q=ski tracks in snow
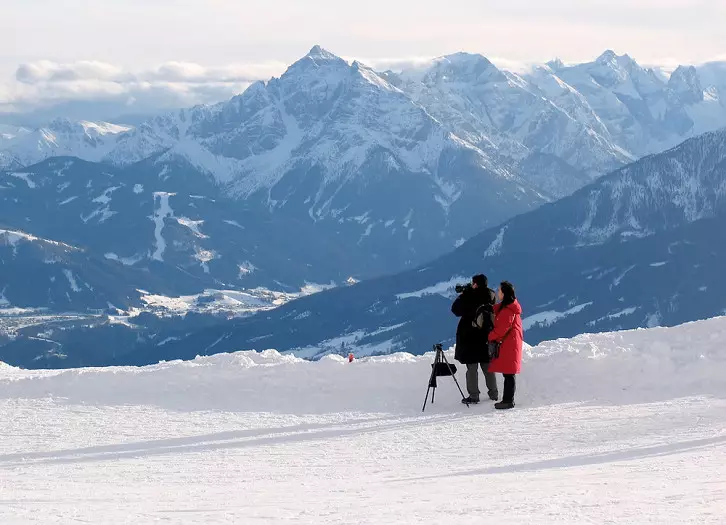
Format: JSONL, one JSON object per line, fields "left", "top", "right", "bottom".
{"left": 0, "top": 397, "right": 725, "bottom": 524}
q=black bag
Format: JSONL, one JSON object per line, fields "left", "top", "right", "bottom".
{"left": 487, "top": 341, "right": 501, "bottom": 361}
{"left": 472, "top": 303, "right": 495, "bottom": 333}
{"left": 431, "top": 362, "right": 457, "bottom": 377}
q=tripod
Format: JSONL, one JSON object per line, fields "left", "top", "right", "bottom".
{"left": 422, "top": 344, "right": 469, "bottom": 412}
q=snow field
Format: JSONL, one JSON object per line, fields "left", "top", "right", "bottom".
{"left": 1, "top": 317, "right": 725, "bottom": 523}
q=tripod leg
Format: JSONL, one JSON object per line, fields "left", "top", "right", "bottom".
{"left": 441, "top": 351, "right": 469, "bottom": 407}
{"left": 422, "top": 355, "right": 438, "bottom": 412}
{"left": 422, "top": 382, "right": 432, "bottom": 412}
{"left": 431, "top": 350, "right": 441, "bottom": 405}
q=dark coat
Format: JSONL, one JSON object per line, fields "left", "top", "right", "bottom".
{"left": 488, "top": 300, "right": 524, "bottom": 375}
{"left": 452, "top": 287, "right": 495, "bottom": 364}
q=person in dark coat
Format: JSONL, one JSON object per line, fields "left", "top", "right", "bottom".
{"left": 488, "top": 281, "right": 523, "bottom": 410}
{"left": 452, "top": 274, "right": 497, "bottom": 404}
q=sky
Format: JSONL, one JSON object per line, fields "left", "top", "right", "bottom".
{"left": 1, "top": 0, "right": 725, "bottom": 122}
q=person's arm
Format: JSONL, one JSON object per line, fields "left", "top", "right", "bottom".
{"left": 451, "top": 292, "right": 470, "bottom": 317}
{"left": 489, "top": 308, "right": 516, "bottom": 342}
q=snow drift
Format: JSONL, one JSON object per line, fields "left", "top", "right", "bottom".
{"left": 2, "top": 316, "right": 725, "bottom": 414}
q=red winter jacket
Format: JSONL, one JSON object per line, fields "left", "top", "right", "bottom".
{"left": 487, "top": 300, "right": 523, "bottom": 375}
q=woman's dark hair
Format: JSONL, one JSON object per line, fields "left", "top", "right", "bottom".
{"left": 500, "top": 281, "right": 516, "bottom": 308}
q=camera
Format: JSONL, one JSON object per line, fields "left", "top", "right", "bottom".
{"left": 455, "top": 283, "right": 472, "bottom": 294}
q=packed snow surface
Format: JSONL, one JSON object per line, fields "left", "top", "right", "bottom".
{"left": 1, "top": 317, "right": 725, "bottom": 524}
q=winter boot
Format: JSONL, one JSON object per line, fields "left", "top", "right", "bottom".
{"left": 495, "top": 401, "right": 515, "bottom": 410}
{"left": 462, "top": 396, "right": 480, "bottom": 404}
{"left": 488, "top": 391, "right": 499, "bottom": 401}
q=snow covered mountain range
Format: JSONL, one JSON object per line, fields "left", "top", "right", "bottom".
{"left": 0, "top": 47, "right": 549, "bottom": 316}
{"left": 108, "top": 128, "right": 726, "bottom": 365}
{"left": 4, "top": 127, "right": 726, "bottom": 367}
{"left": 385, "top": 53, "right": 634, "bottom": 191}
{"left": 2, "top": 47, "right": 726, "bottom": 367}
{"left": 2, "top": 48, "right": 726, "bottom": 199}
{"left": 0, "top": 120, "right": 130, "bottom": 170}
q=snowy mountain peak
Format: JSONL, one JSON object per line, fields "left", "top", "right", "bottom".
{"left": 305, "top": 45, "right": 338, "bottom": 61}
{"left": 617, "top": 53, "right": 636, "bottom": 67}
{"left": 45, "top": 118, "right": 93, "bottom": 138}
{"left": 587, "top": 50, "right": 642, "bottom": 84}
{"left": 279, "top": 46, "right": 350, "bottom": 92}
{"left": 46, "top": 117, "right": 76, "bottom": 131}
{"left": 240, "top": 79, "right": 267, "bottom": 98}
{"left": 443, "top": 51, "right": 495, "bottom": 68}
{"left": 424, "top": 53, "right": 506, "bottom": 84}
{"left": 596, "top": 49, "right": 619, "bottom": 65}
{"left": 349, "top": 60, "right": 401, "bottom": 92}
{"left": 669, "top": 65, "right": 704, "bottom": 103}
{"left": 44, "top": 118, "right": 130, "bottom": 139}
{"left": 546, "top": 58, "right": 566, "bottom": 71}
{"left": 78, "top": 120, "right": 132, "bottom": 136}
{"left": 288, "top": 45, "right": 348, "bottom": 71}
{"left": 587, "top": 50, "right": 649, "bottom": 83}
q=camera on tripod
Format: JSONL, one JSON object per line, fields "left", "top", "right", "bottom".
{"left": 422, "top": 343, "right": 469, "bottom": 411}
{"left": 455, "top": 283, "right": 472, "bottom": 294}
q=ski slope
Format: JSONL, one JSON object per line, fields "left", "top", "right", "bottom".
{"left": 1, "top": 318, "right": 726, "bottom": 524}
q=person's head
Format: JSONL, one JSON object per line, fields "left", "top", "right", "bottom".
{"left": 498, "top": 281, "right": 516, "bottom": 306}
{"left": 472, "top": 274, "right": 488, "bottom": 290}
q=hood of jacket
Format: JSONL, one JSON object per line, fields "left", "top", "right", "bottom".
{"left": 499, "top": 299, "right": 522, "bottom": 316}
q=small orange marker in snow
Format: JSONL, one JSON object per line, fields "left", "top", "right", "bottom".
{"left": 348, "top": 353, "right": 354, "bottom": 362}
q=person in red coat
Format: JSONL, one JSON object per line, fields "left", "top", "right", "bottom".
{"left": 488, "top": 281, "right": 523, "bottom": 409}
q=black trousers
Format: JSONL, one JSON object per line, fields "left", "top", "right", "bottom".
{"left": 503, "top": 374, "right": 516, "bottom": 403}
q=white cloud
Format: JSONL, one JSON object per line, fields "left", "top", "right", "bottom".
{"left": 16, "top": 61, "right": 127, "bottom": 84}
{"left": 1, "top": 60, "right": 289, "bottom": 119}
{"left": 13, "top": 59, "right": 288, "bottom": 88}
